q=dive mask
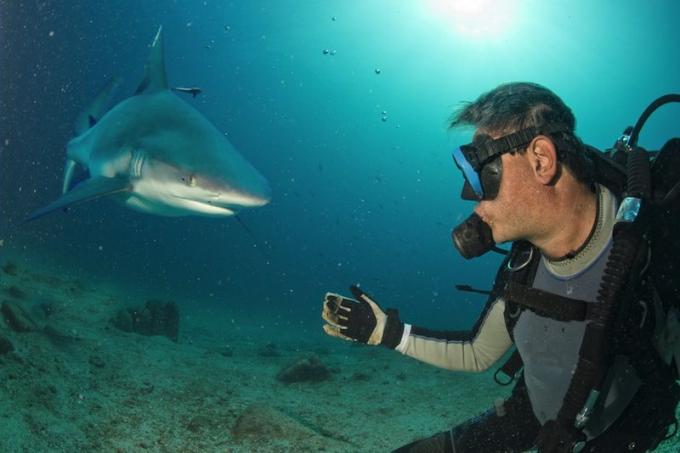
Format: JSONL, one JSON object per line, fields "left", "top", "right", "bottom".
{"left": 452, "top": 126, "right": 567, "bottom": 201}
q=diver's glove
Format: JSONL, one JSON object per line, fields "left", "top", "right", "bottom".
{"left": 321, "top": 285, "right": 404, "bottom": 348}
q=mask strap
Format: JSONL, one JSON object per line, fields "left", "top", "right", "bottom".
{"left": 480, "top": 125, "right": 571, "bottom": 165}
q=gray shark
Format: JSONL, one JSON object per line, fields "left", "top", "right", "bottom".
{"left": 25, "top": 26, "right": 271, "bottom": 222}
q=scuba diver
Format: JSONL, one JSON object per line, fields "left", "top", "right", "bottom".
{"left": 321, "top": 82, "right": 680, "bottom": 452}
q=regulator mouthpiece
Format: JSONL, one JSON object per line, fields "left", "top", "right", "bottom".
{"left": 452, "top": 213, "right": 496, "bottom": 259}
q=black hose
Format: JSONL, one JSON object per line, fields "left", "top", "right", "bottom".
{"left": 629, "top": 94, "right": 680, "bottom": 147}
{"left": 555, "top": 147, "right": 651, "bottom": 432}
{"left": 625, "top": 148, "right": 652, "bottom": 199}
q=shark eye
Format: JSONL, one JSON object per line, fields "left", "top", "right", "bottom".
{"left": 182, "top": 174, "right": 197, "bottom": 187}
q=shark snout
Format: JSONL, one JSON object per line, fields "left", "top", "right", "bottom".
{"left": 250, "top": 177, "right": 272, "bottom": 206}
{"left": 197, "top": 172, "right": 271, "bottom": 211}
{"left": 224, "top": 177, "right": 271, "bottom": 208}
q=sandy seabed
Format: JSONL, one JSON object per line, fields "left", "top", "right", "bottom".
{"left": 0, "top": 248, "right": 678, "bottom": 453}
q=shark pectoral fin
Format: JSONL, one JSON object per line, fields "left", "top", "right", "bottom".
{"left": 23, "top": 177, "right": 131, "bottom": 224}
{"left": 134, "top": 26, "right": 168, "bottom": 95}
{"left": 62, "top": 159, "right": 77, "bottom": 194}
{"left": 62, "top": 159, "right": 91, "bottom": 194}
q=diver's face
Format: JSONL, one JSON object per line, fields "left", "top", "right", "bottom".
{"left": 474, "top": 150, "right": 534, "bottom": 244}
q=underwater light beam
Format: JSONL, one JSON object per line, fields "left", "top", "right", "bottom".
{"left": 426, "top": 0, "right": 517, "bottom": 40}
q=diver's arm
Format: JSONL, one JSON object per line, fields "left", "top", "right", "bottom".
{"left": 321, "top": 286, "right": 512, "bottom": 372}
{"left": 395, "top": 297, "right": 512, "bottom": 372}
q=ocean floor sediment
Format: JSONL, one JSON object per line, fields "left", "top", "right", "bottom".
{"left": 0, "top": 251, "right": 677, "bottom": 452}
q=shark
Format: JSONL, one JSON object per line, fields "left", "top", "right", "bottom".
{"left": 25, "top": 26, "right": 271, "bottom": 223}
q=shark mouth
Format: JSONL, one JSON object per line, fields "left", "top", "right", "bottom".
{"left": 174, "top": 197, "right": 236, "bottom": 215}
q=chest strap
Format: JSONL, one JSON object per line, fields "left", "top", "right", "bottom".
{"left": 505, "top": 280, "right": 588, "bottom": 322}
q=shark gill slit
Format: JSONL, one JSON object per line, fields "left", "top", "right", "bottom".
{"left": 129, "top": 150, "right": 145, "bottom": 178}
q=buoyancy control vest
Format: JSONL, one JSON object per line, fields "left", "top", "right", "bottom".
{"left": 489, "top": 95, "right": 680, "bottom": 452}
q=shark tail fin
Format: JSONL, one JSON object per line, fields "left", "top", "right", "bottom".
{"left": 74, "top": 77, "right": 121, "bottom": 136}
{"left": 22, "top": 176, "right": 131, "bottom": 224}
{"left": 135, "top": 26, "right": 168, "bottom": 95}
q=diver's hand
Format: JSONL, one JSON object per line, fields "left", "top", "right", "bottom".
{"left": 321, "top": 285, "right": 404, "bottom": 347}
{"left": 322, "top": 285, "right": 385, "bottom": 345}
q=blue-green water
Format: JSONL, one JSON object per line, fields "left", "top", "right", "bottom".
{"left": 2, "top": 0, "right": 679, "bottom": 329}
{"left": 1, "top": 0, "right": 679, "bottom": 358}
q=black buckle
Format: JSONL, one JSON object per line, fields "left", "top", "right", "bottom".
{"left": 494, "top": 349, "right": 523, "bottom": 386}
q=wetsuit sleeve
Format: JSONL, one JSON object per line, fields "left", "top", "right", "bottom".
{"left": 394, "top": 297, "right": 512, "bottom": 372}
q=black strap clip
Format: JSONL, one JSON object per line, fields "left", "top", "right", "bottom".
{"left": 494, "top": 349, "right": 523, "bottom": 386}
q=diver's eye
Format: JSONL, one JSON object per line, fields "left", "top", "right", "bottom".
{"left": 182, "top": 175, "right": 197, "bottom": 187}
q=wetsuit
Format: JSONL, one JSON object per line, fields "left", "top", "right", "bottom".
{"left": 393, "top": 186, "right": 679, "bottom": 452}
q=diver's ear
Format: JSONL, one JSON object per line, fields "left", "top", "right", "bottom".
{"left": 528, "top": 135, "right": 559, "bottom": 185}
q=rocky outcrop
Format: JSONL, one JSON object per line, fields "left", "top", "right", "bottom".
{"left": 0, "top": 333, "right": 13, "bottom": 354}
{"left": 4, "top": 286, "right": 27, "bottom": 300}
{"left": 1, "top": 261, "right": 18, "bottom": 276}
{"left": 1, "top": 301, "right": 38, "bottom": 332}
{"left": 276, "top": 355, "right": 331, "bottom": 383}
{"left": 111, "top": 299, "right": 179, "bottom": 342}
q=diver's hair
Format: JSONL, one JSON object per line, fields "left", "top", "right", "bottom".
{"left": 450, "top": 82, "right": 593, "bottom": 186}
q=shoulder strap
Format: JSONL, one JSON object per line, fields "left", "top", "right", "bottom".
{"left": 495, "top": 241, "right": 539, "bottom": 384}
{"left": 502, "top": 241, "right": 538, "bottom": 336}
{"left": 505, "top": 282, "right": 588, "bottom": 322}
{"left": 502, "top": 241, "right": 590, "bottom": 324}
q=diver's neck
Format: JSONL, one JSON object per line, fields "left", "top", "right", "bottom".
{"left": 532, "top": 181, "right": 598, "bottom": 260}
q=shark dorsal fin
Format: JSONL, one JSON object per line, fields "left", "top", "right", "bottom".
{"left": 74, "top": 77, "right": 121, "bottom": 136}
{"left": 135, "top": 26, "right": 168, "bottom": 95}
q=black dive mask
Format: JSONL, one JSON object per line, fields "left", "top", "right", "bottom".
{"left": 452, "top": 127, "right": 559, "bottom": 201}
